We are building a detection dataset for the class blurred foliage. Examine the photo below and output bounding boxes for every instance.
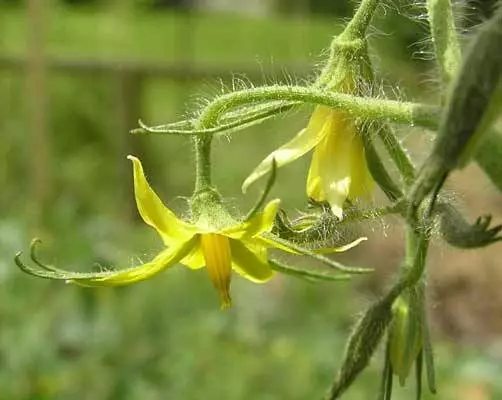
[0,1,501,399]
[276,0,353,16]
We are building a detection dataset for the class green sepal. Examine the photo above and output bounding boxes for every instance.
[326,285,401,399]
[437,203,502,248]
[269,259,351,282]
[475,128,502,192]
[378,338,394,400]
[360,121,403,202]
[244,158,277,221]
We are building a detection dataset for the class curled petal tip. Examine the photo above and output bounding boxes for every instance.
[14,251,23,261]
[241,181,250,194]
[269,198,281,208]
[137,119,152,132]
[220,298,232,310]
[14,251,30,273]
[30,237,42,246]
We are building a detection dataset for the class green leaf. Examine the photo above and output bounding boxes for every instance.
[475,128,502,192]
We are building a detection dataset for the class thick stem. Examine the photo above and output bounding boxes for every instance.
[412,5,502,208]
[197,86,439,130]
[378,125,416,186]
[193,133,213,193]
[426,0,461,92]
[340,0,382,40]
[402,225,430,288]
[427,0,502,196]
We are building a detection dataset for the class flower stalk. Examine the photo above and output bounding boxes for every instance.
[339,0,381,40]
[193,133,214,194]
[426,0,502,195]
[411,5,502,210]
[195,86,440,131]
[426,0,461,91]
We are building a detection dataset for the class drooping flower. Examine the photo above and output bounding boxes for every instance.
[31,156,287,309]
[242,105,374,219]
[16,156,369,309]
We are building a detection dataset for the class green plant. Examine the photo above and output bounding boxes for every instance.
[15,0,502,398]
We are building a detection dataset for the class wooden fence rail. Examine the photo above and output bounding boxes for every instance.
[1,52,309,226]
[0,54,309,80]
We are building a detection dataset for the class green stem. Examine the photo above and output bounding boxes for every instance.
[340,0,382,40]
[412,5,502,208]
[361,122,404,201]
[402,225,430,288]
[193,133,213,193]
[133,102,296,137]
[378,124,416,186]
[426,0,502,195]
[474,129,502,191]
[197,86,440,130]
[426,0,461,92]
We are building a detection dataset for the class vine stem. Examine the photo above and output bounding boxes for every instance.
[197,85,440,130]
[378,125,416,186]
[340,0,382,40]
[193,133,213,193]
[426,0,461,93]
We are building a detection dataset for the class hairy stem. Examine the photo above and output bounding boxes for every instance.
[341,0,382,40]
[193,133,213,193]
[426,0,461,92]
[197,86,439,130]
[378,124,416,186]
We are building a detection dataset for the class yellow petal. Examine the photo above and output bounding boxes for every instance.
[180,237,205,269]
[306,144,324,200]
[311,113,361,218]
[306,109,359,217]
[222,199,280,240]
[348,134,374,199]
[128,155,197,245]
[230,240,273,283]
[306,106,337,202]
[201,233,232,309]
[242,106,332,193]
[248,234,300,254]
[313,237,368,254]
[71,236,197,286]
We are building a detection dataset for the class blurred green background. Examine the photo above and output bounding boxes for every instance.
[1,0,501,399]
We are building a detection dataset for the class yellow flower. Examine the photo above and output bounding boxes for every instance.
[16,156,370,308]
[23,156,287,309]
[242,105,374,219]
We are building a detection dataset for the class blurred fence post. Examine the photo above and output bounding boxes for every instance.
[174,5,195,115]
[292,0,308,65]
[27,0,52,229]
[113,69,143,223]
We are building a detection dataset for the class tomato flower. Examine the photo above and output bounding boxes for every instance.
[242,105,373,219]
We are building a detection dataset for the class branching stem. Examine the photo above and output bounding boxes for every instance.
[197,86,439,130]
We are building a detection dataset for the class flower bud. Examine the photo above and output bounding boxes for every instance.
[388,293,423,386]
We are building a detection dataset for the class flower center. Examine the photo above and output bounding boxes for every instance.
[200,233,232,309]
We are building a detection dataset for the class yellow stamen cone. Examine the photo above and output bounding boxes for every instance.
[201,233,233,309]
